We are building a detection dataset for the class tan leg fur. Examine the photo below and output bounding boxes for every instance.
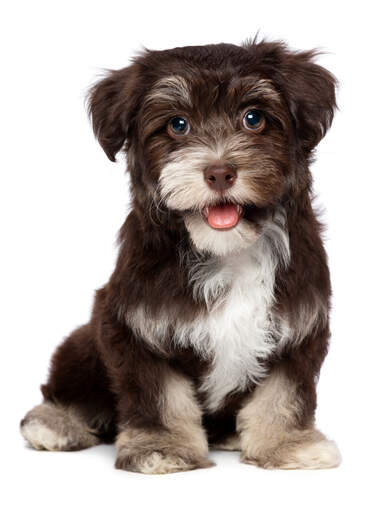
[115,371,212,474]
[237,369,341,469]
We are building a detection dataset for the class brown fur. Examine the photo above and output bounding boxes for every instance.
[20,39,339,473]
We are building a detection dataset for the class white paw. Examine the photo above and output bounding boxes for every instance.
[116,449,214,474]
[137,452,193,474]
[21,419,70,451]
[279,439,342,470]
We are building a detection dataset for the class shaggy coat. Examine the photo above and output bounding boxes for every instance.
[21,40,341,473]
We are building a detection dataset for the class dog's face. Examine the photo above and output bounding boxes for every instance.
[88,42,336,255]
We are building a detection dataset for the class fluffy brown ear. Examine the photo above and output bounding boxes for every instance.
[87,64,140,162]
[281,50,337,154]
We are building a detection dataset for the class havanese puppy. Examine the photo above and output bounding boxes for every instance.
[21,39,341,474]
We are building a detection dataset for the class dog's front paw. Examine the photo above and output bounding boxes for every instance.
[242,435,341,470]
[115,425,213,474]
[116,450,213,474]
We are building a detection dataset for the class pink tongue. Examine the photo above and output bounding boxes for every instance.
[207,204,239,229]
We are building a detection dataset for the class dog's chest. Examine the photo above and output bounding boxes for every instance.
[177,249,277,412]
[127,214,289,413]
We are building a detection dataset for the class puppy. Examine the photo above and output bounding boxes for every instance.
[21,39,341,474]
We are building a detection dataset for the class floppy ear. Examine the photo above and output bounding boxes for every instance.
[281,50,337,153]
[87,64,140,162]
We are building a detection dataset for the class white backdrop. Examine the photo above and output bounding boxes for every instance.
[1,1,383,510]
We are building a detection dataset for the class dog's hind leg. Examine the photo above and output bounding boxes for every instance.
[21,324,116,451]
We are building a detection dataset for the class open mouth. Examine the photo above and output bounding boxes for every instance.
[202,203,243,230]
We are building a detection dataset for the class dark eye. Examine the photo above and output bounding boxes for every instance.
[168,116,190,136]
[243,109,265,132]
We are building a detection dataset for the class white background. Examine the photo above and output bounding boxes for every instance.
[1,0,383,510]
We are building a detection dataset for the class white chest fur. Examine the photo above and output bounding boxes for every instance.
[126,213,290,412]
[187,256,276,411]
[178,218,289,411]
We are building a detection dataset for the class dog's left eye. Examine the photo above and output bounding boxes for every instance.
[242,109,265,133]
[168,116,190,136]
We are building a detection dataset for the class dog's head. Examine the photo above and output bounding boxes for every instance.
[88,41,336,255]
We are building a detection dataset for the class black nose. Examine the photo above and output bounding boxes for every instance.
[204,164,237,191]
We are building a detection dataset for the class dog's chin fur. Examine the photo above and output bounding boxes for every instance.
[21,39,340,473]
[184,213,259,256]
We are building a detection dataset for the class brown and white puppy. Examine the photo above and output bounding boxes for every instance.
[20,40,341,474]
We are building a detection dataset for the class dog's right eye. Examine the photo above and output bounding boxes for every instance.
[242,109,265,133]
[168,117,190,137]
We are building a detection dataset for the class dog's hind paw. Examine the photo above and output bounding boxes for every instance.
[20,403,99,451]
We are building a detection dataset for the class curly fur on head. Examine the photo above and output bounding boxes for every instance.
[21,39,340,474]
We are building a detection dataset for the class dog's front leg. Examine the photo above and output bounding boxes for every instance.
[237,332,341,470]
[114,370,213,474]
[97,309,211,474]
